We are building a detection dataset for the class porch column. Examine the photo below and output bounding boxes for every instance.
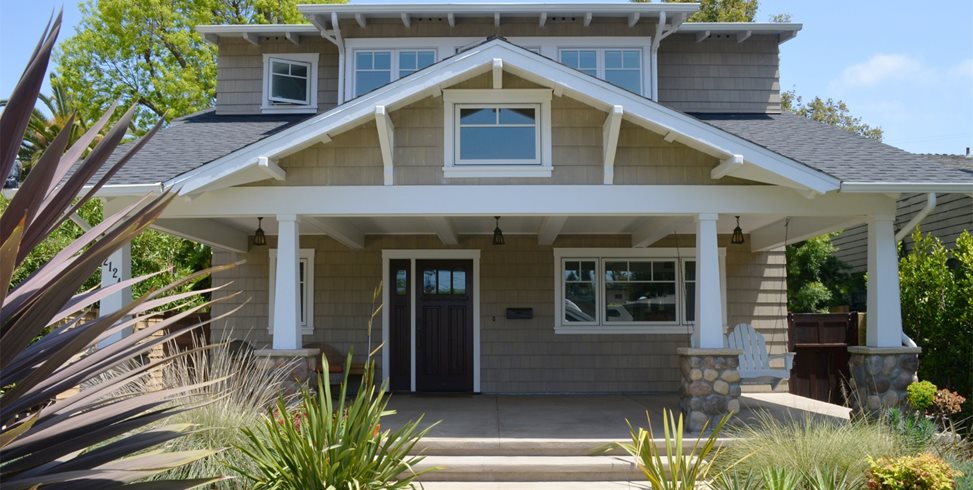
[847,213,920,416]
[693,213,724,348]
[272,214,302,349]
[97,242,132,347]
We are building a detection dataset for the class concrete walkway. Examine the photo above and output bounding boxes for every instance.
[384,393,850,440]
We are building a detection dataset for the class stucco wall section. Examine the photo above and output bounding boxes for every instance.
[210,233,787,394]
[216,37,339,115]
[657,33,781,113]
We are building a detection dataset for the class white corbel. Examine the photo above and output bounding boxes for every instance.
[583,12,593,27]
[401,13,411,28]
[492,58,503,89]
[375,106,395,186]
[737,30,752,43]
[284,32,300,45]
[494,12,501,27]
[602,105,623,185]
[243,33,260,46]
[355,13,367,28]
[628,12,640,28]
[696,30,711,43]
[711,154,744,179]
[447,13,455,28]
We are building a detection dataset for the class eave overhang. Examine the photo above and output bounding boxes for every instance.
[678,22,802,44]
[167,38,841,197]
[196,24,321,44]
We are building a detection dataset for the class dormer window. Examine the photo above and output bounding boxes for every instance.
[261,53,318,113]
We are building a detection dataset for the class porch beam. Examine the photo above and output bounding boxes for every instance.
[602,105,623,185]
[374,105,394,185]
[153,218,250,253]
[537,216,568,246]
[272,214,302,349]
[152,186,898,218]
[866,214,903,347]
[711,154,744,180]
[694,213,724,348]
[302,217,364,249]
[492,59,503,89]
[426,217,459,245]
[630,216,687,248]
[749,216,864,252]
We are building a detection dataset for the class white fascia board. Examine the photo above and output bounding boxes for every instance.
[677,22,802,43]
[841,182,973,193]
[178,157,286,196]
[155,185,896,219]
[299,3,698,18]
[171,39,838,195]
[196,24,320,43]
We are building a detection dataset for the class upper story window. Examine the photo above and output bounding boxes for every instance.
[262,53,318,114]
[354,49,436,97]
[559,48,643,94]
[443,89,552,178]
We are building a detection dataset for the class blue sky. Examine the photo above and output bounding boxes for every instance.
[2,0,971,155]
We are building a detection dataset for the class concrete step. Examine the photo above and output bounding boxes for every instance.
[419,482,649,489]
[414,436,733,456]
[414,455,651,482]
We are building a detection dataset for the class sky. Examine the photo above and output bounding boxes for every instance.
[1,0,971,155]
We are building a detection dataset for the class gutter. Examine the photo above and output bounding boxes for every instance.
[894,192,936,242]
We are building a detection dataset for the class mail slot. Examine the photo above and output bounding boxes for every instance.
[506,308,533,320]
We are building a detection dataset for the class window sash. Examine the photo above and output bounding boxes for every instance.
[558,48,643,94]
[559,257,696,327]
[454,104,541,165]
[268,58,311,105]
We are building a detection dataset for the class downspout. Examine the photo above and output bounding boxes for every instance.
[318,12,345,105]
[649,11,685,101]
[894,192,936,242]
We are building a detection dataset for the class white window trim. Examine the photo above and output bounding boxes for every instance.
[454,103,541,165]
[268,248,315,335]
[350,47,438,98]
[261,53,318,114]
[443,89,553,178]
[558,47,646,95]
[553,247,726,335]
[343,37,653,100]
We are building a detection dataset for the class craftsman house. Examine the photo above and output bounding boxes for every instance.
[89,3,973,427]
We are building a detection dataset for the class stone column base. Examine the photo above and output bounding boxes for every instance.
[847,346,921,417]
[254,348,321,396]
[677,347,743,432]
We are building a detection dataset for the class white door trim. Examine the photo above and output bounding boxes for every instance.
[382,249,481,393]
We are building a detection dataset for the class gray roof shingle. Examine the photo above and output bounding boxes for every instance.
[692,112,973,184]
[100,109,308,185]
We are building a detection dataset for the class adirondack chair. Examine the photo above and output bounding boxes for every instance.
[725,323,795,389]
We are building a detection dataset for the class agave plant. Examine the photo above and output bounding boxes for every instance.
[1,12,240,488]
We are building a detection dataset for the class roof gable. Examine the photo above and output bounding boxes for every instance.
[172,38,840,196]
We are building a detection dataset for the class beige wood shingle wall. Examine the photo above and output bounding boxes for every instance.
[657,33,782,113]
[216,38,339,115]
[210,233,786,393]
[264,74,754,186]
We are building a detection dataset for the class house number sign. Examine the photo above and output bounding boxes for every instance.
[103,259,121,283]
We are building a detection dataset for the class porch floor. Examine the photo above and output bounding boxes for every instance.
[384,392,851,440]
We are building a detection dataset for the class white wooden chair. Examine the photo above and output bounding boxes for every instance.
[725,323,796,389]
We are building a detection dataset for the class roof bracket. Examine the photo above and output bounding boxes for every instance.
[492,58,503,89]
[695,30,711,43]
[603,105,624,185]
[375,106,395,186]
[355,13,367,28]
[737,30,752,43]
[628,12,640,28]
[583,12,593,27]
[401,13,411,28]
[539,12,547,27]
[494,12,501,27]
[447,12,456,28]
[711,154,744,179]
[284,32,300,45]
[242,33,260,46]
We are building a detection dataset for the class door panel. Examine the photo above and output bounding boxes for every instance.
[416,260,473,392]
[388,260,411,392]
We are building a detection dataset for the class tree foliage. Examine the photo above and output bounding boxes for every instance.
[55,0,344,133]
[781,90,884,141]
[899,229,972,411]
[657,0,759,22]
[786,233,854,313]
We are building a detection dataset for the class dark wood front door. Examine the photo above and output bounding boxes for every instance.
[415,260,474,392]
[388,259,411,392]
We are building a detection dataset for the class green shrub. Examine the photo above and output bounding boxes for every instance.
[605,409,728,490]
[807,466,868,490]
[234,353,437,489]
[909,381,939,413]
[762,467,803,490]
[885,408,939,454]
[716,412,906,478]
[866,453,959,490]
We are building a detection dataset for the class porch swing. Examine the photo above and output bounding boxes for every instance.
[724,217,795,389]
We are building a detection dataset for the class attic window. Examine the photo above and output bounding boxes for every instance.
[262,53,318,113]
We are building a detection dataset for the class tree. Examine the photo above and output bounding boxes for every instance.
[55,0,344,133]
[785,233,855,313]
[781,90,884,141]
[648,0,758,22]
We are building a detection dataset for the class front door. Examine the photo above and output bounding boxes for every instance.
[415,260,474,392]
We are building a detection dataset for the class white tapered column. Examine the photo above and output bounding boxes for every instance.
[866,214,903,347]
[272,214,302,349]
[693,213,724,348]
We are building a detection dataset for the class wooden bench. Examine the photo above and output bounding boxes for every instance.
[305,342,366,384]
[725,323,795,389]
